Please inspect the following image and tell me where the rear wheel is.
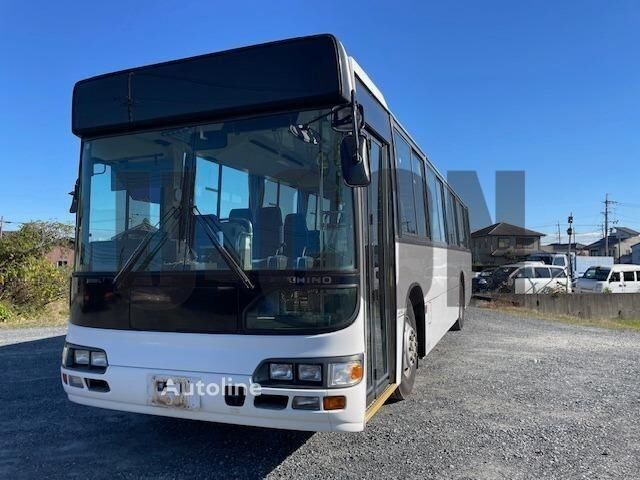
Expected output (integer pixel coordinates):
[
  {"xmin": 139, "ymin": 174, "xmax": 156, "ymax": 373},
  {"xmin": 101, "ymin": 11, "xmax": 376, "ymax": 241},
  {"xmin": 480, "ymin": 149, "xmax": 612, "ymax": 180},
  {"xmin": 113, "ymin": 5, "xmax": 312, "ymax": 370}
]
[
  {"xmin": 450, "ymin": 280, "xmax": 465, "ymax": 331},
  {"xmin": 392, "ymin": 305, "xmax": 418, "ymax": 400}
]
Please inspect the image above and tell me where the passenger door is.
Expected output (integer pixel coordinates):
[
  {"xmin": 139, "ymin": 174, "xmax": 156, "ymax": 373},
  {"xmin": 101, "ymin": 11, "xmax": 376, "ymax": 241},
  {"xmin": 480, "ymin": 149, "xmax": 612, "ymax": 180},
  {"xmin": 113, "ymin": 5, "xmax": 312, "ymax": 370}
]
[
  {"xmin": 622, "ymin": 271, "xmax": 635, "ymax": 293},
  {"xmin": 364, "ymin": 135, "xmax": 394, "ymax": 404},
  {"xmin": 514, "ymin": 267, "xmax": 535, "ymax": 293},
  {"xmin": 609, "ymin": 271, "xmax": 623, "ymax": 292},
  {"xmin": 533, "ymin": 267, "xmax": 551, "ymax": 293}
]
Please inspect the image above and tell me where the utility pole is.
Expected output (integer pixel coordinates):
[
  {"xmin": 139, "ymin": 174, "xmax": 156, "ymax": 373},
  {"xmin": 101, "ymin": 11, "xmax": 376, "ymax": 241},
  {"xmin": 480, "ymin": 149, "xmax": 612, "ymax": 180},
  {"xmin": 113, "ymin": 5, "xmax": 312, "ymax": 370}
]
[
  {"xmin": 567, "ymin": 214, "xmax": 574, "ymax": 286},
  {"xmin": 604, "ymin": 194, "xmax": 609, "ymax": 256},
  {"xmin": 557, "ymin": 222, "xmax": 561, "ymax": 244},
  {"xmin": 603, "ymin": 194, "xmax": 617, "ymax": 257},
  {"xmin": 0, "ymin": 215, "xmax": 3, "ymax": 240}
]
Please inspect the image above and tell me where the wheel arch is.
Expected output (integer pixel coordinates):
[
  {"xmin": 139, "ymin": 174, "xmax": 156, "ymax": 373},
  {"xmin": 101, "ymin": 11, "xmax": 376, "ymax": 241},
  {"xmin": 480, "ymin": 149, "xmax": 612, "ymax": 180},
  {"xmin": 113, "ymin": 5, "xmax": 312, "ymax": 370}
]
[{"xmin": 405, "ymin": 282, "xmax": 426, "ymax": 359}]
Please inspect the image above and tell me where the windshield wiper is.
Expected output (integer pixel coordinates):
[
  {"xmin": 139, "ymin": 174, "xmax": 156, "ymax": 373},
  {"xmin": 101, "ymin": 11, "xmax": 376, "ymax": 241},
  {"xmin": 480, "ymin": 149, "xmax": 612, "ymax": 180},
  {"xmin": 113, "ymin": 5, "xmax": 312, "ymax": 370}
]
[
  {"xmin": 193, "ymin": 205, "xmax": 255, "ymax": 289},
  {"xmin": 113, "ymin": 206, "xmax": 181, "ymax": 289}
]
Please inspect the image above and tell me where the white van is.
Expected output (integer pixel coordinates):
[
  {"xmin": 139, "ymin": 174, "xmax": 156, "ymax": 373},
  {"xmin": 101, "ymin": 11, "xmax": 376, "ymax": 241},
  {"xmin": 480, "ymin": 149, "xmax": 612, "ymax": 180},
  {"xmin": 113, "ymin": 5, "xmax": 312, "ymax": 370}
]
[
  {"xmin": 491, "ymin": 262, "xmax": 571, "ymax": 294},
  {"xmin": 575, "ymin": 264, "xmax": 640, "ymax": 293}
]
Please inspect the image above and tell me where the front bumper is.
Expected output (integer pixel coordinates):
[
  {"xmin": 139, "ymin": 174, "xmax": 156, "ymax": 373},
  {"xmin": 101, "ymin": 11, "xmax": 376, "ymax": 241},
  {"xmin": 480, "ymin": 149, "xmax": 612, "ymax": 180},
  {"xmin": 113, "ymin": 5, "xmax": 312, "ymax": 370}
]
[{"xmin": 61, "ymin": 365, "xmax": 365, "ymax": 432}]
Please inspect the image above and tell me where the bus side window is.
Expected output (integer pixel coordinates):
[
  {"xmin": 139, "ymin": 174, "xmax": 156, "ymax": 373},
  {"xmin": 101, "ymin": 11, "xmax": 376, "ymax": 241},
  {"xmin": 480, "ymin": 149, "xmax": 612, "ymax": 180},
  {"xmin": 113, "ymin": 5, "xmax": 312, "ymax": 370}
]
[
  {"xmin": 426, "ymin": 167, "xmax": 446, "ymax": 243},
  {"xmin": 623, "ymin": 271, "xmax": 634, "ymax": 282},
  {"xmin": 445, "ymin": 190, "xmax": 459, "ymax": 245},
  {"xmin": 393, "ymin": 131, "xmax": 418, "ymax": 236},
  {"xmin": 409, "ymin": 151, "xmax": 427, "ymax": 237}
]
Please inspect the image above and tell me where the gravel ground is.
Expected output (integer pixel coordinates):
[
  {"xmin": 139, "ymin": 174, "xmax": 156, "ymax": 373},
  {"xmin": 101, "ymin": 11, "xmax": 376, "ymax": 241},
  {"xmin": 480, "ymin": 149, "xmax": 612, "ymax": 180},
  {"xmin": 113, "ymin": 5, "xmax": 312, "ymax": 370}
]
[{"xmin": 1, "ymin": 308, "xmax": 639, "ymax": 479}]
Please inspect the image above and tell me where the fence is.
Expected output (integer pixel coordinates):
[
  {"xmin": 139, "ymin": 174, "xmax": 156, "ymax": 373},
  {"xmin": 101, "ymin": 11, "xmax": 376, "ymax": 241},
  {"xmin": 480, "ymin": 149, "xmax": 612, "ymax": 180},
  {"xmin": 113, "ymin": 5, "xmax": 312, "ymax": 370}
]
[{"xmin": 480, "ymin": 293, "xmax": 640, "ymax": 319}]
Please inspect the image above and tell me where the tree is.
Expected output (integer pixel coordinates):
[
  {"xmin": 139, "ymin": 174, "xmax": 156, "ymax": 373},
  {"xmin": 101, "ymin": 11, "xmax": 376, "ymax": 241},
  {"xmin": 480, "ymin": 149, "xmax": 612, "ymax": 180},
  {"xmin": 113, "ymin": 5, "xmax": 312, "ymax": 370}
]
[{"xmin": 0, "ymin": 221, "xmax": 73, "ymax": 313}]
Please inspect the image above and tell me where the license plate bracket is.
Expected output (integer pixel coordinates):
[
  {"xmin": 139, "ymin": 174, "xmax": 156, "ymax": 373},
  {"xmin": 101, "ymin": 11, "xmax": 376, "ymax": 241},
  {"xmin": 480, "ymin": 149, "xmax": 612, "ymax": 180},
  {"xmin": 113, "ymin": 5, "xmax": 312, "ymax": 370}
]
[{"xmin": 150, "ymin": 375, "xmax": 200, "ymax": 410}]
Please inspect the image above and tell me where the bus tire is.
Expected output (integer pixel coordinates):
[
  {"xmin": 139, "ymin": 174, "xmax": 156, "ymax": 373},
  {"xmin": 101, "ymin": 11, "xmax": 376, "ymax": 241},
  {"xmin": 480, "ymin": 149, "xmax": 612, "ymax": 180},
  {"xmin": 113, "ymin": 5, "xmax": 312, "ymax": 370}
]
[
  {"xmin": 393, "ymin": 306, "xmax": 418, "ymax": 400},
  {"xmin": 450, "ymin": 280, "xmax": 465, "ymax": 331}
]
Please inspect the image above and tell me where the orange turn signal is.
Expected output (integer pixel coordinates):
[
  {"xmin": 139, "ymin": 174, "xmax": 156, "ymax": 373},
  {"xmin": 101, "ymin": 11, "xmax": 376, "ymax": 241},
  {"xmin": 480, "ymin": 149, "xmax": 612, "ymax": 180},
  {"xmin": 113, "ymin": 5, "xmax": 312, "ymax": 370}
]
[
  {"xmin": 323, "ymin": 395, "xmax": 346, "ymax": 410},
  {"xmin": 350, "ymin": 363, "xmax": 363, "ymax": 381}
]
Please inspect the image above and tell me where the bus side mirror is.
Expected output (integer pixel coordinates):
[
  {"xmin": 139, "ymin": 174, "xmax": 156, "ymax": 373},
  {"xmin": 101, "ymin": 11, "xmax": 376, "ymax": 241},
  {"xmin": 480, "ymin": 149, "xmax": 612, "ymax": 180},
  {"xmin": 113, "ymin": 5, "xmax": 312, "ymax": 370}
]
[
  {"xmin": 340, "ymin": 135, "xmax": 370, "ymax": 187},
  {"xmin": 69, "ymin": 179, "xmax": 79, "ymax": 214}
]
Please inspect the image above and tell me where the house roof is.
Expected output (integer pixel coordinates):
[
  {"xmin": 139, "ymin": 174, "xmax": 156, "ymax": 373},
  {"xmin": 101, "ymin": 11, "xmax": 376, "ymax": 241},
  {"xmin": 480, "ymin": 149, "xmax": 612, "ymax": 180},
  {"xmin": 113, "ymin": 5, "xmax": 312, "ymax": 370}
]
[
  {"xmin": 585, "ymin": 227, "xmax": 640, "ymax": 249},
  {"xmin": 545, "ymin": 242, "xmax": 587, "ymax": 249},
  {"xmin": 471, "ymin": 222, "xmax": 545, "ymax": 238},
  {"xmin": 615, "ymin": 226, "xmax": 640, "ymax": 236}
]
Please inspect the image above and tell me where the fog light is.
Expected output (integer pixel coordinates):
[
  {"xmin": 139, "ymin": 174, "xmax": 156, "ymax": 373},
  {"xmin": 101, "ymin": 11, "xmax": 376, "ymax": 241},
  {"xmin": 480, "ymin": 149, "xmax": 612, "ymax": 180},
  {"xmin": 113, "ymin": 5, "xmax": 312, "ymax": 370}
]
[
  {"xmin": 298, "ymin": 364, "xmax": 322, "ymax": 383},
  {"xmin": 90, "ymin": 351, "xmax": 108, "ymax": 367},
  {"xmin": 292, "ymin": 396, "xmax": 321, "ymax": 410},
  {"xmin": 61, "ymin": 373, "xmax": 68, "ymax": 385},
  {"xmin": 328, "ymin": 360, "xmax": 363, "ymax": 387},
  {"xmin": 269, "ymin": 363, "xmax": 293, "ymax": 381},
  {"xmin": 74, "ymin": 350, "xmax": 90, "ymax": 365},
  {"xmin": 68, "ymin": 375, "xmax": 84, "ymax": 388},
  {"xmin": 323, "ymin": 395, "xmax": 346, "ymax": 410}
]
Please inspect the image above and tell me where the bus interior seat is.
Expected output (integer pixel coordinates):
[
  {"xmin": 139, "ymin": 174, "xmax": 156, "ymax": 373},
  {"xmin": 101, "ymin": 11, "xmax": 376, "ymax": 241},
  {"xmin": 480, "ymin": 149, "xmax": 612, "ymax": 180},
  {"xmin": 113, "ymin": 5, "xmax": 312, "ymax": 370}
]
[
  {"xmin": 284, "ymin": 213, "xmax": 318, "ymax": 268},
  {"xmin": 254, "ymin": 207, "xmax": 283, "ymax": 260},
  {"xmin": 229, "ymin": 208, "xmax": 253, "ymax": 224}
]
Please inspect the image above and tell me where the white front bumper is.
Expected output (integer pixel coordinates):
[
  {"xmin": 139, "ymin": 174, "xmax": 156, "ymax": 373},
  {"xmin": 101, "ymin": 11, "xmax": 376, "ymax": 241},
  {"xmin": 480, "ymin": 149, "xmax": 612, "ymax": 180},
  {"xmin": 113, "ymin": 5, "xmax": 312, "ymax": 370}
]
[{"xmin": 61, "ymin": 364, "xmax": 365, "ymax": 432}]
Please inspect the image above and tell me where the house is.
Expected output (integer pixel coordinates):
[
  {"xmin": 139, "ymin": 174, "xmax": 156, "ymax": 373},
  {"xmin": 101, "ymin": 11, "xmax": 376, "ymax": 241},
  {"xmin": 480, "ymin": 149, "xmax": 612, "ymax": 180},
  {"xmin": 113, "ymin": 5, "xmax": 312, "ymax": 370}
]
[
  {"xmin": 542, "ymin": 242, "xmax": 589, "ymax": 256},
  {"xmin": 585, "ymin": 227, "xmax": 640, "ymax": 263},
  {"xmin": 45, "ymin": 240, "xmax": 75, "ymax": 268},
  {"xmin": 631, "ymin": 242, "xmax": 640, "ymax": 265},
  {"xmin": 471, "ymin": 222, "xmax": 545, "ymax": 267}
]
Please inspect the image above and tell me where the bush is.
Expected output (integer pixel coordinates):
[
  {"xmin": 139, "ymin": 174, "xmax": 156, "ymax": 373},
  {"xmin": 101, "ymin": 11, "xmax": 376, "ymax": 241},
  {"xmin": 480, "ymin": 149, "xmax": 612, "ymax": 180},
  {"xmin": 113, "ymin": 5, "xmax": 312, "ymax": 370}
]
[
  {"xmin": 0, "ymin": 221, "xmax": 73, "ymax": 313},
  {"xmin": 0, "ymin": 302, "xmax": 14, "ymax": 322}
]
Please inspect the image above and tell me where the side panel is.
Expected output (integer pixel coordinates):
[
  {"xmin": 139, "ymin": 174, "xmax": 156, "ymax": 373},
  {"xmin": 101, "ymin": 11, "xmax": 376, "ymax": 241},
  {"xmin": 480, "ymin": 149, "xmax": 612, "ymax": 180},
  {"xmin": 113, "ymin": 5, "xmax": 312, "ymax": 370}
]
[{"xmin": 394, "ymin": 243, "xmax": 471, "ymax": 384}]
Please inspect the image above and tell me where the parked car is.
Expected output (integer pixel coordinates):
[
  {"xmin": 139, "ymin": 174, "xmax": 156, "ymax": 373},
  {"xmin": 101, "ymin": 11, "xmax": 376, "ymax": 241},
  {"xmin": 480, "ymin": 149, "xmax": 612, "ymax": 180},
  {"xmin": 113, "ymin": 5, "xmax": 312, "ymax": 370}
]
[
  {"xmin": 489, "ymin": 262, "xmax": 571, "ymax": 294},
  {"xmin": 574, "ymin": 264, "xmax": 640, "ymax": 293},
  {"xmin": 527, "ymin": 252, "xmax": 568, "ymax": 269},
  {"xmin": 527, "ymin": 252, "xmax": 614, "ymax": 281},
  {"xmin": 472, "ymin": 268, "xmax": 497, "ymax": 293}
]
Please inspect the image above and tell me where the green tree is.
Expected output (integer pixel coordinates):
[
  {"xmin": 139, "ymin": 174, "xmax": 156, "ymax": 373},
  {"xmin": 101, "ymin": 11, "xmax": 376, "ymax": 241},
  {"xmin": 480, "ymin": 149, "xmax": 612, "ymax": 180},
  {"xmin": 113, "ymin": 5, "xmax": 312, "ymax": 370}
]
[{"xmin": 0, "ymin": 221, "xmax": 73, "ymax": 313}]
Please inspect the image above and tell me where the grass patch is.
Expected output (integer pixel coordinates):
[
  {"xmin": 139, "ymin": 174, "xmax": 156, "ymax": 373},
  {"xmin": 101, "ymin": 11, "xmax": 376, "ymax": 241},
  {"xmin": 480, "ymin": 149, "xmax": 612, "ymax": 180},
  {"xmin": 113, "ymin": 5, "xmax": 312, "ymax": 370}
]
[
  {"xmin": 475, "ymin": 301, "xmax": 640, "ymax": 331},
  {"xmin": 0, "ymin": 300, "xmax": 68, "ymax": 330}
]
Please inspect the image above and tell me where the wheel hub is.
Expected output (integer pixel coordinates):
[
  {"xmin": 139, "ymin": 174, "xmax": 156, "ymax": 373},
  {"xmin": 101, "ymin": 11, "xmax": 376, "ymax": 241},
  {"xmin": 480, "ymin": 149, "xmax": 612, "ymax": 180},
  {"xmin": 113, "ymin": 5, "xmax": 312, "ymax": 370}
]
[{"xmin": 403, "ymin": 320, "xmax": 417, "ymax": 375}]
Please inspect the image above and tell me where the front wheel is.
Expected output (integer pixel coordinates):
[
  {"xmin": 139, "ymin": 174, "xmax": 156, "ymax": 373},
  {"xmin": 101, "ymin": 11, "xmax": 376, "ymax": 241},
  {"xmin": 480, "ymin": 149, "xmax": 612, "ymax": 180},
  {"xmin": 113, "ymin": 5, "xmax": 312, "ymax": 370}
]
[{"xmin": 392, "ymin": 306, "xmax": 418, "ymax": 400}]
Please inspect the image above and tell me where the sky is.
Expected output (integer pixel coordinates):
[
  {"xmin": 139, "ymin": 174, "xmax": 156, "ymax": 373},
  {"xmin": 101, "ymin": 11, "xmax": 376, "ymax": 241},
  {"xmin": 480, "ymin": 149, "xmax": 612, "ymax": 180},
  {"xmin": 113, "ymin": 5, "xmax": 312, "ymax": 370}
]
[{"xmin": 1, "ymin": 0, "xmax": 638, "ymax": 245}]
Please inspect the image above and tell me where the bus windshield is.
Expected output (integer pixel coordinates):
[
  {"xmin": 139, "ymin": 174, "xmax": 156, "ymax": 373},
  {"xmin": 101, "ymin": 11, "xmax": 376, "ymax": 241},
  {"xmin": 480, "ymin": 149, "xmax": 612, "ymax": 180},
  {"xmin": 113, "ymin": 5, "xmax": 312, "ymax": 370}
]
[{"xmin": 76, "ymin": 109, "xmax": 355, "ymax": 275}]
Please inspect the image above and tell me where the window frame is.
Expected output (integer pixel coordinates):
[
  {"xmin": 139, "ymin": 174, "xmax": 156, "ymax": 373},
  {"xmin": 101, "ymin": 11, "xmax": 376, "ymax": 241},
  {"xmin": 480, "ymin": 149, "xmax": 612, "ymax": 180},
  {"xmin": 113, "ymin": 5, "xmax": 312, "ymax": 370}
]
[
  {"xmin": 390, "ymin": 123, "xmax": 470, "ymax": 250},
  {"xmin": 392, "ymin": 128, "xmax": 429, "ymax": 239},
  {"xmin": 623, "ymin": 271, "xmax": 635, "ymax": 282},
  {"xmin": 410, "ymin": 150, "xmax": 429, "ymax": 238},
  {"xmin": 425, "ymin": 165, "xmax": 448, "ymax": 246}
]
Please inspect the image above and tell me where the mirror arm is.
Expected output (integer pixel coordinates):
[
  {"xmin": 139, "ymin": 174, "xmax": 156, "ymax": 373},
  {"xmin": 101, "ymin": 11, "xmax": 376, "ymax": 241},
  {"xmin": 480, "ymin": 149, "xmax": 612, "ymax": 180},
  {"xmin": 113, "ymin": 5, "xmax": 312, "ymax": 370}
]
[{"xmin": 350, "ymin": 90, "xmax": 363, "ymax": 164}]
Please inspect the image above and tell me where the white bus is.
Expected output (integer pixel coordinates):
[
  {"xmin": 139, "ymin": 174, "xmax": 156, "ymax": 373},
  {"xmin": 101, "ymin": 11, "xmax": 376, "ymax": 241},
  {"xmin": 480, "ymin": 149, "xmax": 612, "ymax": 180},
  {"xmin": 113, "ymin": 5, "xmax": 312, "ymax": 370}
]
[{"xmin": 62, "ymin": 35, "xmax": 471, "ymax": 432}]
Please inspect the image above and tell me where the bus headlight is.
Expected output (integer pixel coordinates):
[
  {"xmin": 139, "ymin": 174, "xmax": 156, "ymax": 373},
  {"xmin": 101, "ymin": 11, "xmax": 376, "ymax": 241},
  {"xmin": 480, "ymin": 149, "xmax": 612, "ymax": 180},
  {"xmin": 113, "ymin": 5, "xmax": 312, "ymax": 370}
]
[
  {"xmin": 269, "ymin": 363, "xmax": 293, "ymax": 381},
  {"xmin": 297, "ymin": 364, "xmax": 322, "ymax": 383},
  {"xmin": 328, "ymin": 360, "xmax": 363, "ymax": 387},
  {"xmin": 62, "ymin": 343, "xmax": 108, "ymax": 372},
  {"xmin": 90, "ymin": 351, "xmax": 108, "ymax": 367},
  {"xmin": 73, "ymin": 349, "xmax": 90, "ymax": 366},
  {"xmin": 254, "ymin": 355, "xmax": 362, "ymax": 388}
]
